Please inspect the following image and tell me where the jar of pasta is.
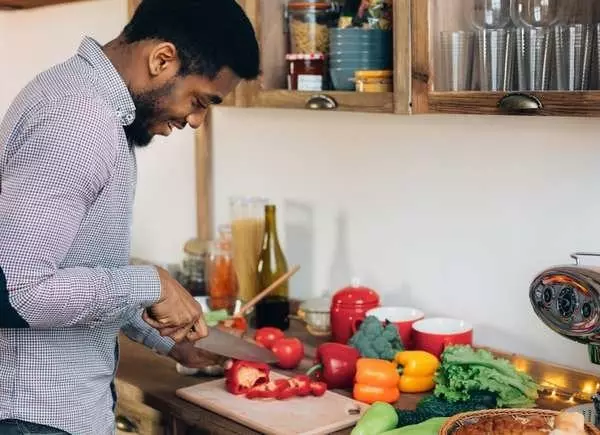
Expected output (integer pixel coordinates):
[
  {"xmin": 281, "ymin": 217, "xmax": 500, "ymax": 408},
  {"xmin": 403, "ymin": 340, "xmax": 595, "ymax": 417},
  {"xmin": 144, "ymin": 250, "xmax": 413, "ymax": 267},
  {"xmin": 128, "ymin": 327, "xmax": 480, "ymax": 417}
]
[{"xmin": 287, "ymin": 1, "xmax": 334, "ymax": 54}]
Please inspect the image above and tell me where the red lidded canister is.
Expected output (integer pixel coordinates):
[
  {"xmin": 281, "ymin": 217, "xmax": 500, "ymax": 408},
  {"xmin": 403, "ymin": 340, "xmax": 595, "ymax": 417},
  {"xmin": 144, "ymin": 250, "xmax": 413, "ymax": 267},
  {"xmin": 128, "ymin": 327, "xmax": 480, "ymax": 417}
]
[{"xmin": 330, "ymin": 279, "xmax": 380, "ymax": 344}]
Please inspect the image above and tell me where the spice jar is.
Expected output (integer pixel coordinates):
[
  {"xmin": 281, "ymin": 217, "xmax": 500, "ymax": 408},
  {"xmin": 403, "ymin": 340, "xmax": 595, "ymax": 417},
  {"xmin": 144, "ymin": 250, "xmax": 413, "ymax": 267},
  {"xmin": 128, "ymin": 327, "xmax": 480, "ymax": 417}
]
[
  {"xmin": 182, "ymin": 238, "xmax": 209, "ymax": 297},
  {"xmin": 286, "ymin": 53, "xmax": 326, "ymax": 91},
  {"xmin": 330, "ymin": 279, "xmax": 380, "ymax": 344},
  {"xmin": 205, "ymin": 224, "xmax": 238, "ymax": 312},
  {"xmin": 355, "ymin": 70, "xmax": 393, "ymax": 92},
  {"xmin": 287, "ymin": 1, "xmax": 334, "ymax": 54}
]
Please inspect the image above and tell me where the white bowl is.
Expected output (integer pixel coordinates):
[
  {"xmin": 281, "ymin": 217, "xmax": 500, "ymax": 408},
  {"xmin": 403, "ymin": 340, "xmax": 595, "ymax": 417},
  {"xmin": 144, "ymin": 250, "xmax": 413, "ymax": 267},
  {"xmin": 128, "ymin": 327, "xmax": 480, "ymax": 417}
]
[
  {"xmin": 366, "ymin": 306, "xmax": 424, "ymax": 322},
  {"xmin": 412, "ymin": 317, "xmax": 473, "ymax": 335}
]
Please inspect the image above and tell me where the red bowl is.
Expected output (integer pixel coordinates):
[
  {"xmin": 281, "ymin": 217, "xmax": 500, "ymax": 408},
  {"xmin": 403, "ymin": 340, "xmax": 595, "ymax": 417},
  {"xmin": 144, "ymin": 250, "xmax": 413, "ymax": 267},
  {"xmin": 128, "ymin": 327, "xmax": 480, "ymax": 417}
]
[{"xmin": 412, "ymin": 317, "xmax": 473, "ymax": 358}]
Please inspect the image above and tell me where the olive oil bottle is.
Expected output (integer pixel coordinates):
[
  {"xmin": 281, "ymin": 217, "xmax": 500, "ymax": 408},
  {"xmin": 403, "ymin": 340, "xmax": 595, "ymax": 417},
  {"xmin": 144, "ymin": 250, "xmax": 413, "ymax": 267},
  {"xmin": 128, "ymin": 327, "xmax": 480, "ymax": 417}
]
[{"xmin": 255, "ymin": 204, "xmax": 290, "ymax": 330}]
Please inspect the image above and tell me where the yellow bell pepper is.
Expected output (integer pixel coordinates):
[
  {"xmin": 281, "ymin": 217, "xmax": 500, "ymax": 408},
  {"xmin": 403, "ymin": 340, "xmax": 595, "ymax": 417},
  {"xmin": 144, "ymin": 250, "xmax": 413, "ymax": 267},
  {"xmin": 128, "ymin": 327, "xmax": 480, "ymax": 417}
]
[{"xmin": 394, "ymin": 350, "xmax": 440, "ymax": 393}]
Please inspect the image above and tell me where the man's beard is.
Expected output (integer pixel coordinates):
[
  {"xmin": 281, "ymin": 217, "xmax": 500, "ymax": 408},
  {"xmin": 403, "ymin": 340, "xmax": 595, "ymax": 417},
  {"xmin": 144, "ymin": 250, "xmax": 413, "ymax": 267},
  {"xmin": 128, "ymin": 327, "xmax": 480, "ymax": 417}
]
[{"xmin": 125, "ymin": 81, "xmax": 175, "ymax": 148}]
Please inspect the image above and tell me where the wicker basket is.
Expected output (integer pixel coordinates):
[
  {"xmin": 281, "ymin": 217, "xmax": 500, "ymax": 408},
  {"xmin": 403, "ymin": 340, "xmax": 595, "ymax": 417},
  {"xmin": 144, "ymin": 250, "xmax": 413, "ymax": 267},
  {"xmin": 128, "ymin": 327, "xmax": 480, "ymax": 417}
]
[{"xmin": 439, "ymin": 408, "xmax": 600, "ymax": 434}]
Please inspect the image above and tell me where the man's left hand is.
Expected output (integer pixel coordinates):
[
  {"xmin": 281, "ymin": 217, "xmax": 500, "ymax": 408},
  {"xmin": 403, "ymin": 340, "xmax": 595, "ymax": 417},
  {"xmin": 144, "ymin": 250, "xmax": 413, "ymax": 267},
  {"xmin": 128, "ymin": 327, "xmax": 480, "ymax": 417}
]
[{"xmin": 168, "ymin": 340, "xmax": 227, "ymax": 369}]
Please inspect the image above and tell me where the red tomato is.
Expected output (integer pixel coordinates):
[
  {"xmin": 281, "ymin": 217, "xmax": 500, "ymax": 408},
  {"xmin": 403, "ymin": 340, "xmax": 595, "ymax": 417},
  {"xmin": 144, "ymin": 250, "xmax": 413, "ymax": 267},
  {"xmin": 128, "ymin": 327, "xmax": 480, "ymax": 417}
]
[
  {"xmin": 254, "ymin": 327, "xmax": 285, "ymax": 350},
  {"xmin": 271, "ymin": 337, "xmax": 304, "ymax": 369}
]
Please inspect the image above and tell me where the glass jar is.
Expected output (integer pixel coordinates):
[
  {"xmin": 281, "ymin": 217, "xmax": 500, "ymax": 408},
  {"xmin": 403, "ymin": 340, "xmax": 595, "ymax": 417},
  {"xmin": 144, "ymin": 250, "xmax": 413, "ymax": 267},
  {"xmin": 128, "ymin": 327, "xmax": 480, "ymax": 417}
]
[
  {"xmin": 355, "ymin": 69, "xmax": 393, "ymax": 92},
  {"xmin": 287, "ymin": 1, "xmax": 333, "ymax": 54},
  {"xmin": 205, "ymin": 224, "xmax": 238, "ymax": 312},
  {"xmin": 230, "ymin": 196, "xmax": 269, "ymax": 303},
  {"xmin": 286, "ymin": 53, "xmax": 326, "ymax": 91},
  {"xmin": 182, "ymin": 238, "xmax": 209, "ymax": 297}
]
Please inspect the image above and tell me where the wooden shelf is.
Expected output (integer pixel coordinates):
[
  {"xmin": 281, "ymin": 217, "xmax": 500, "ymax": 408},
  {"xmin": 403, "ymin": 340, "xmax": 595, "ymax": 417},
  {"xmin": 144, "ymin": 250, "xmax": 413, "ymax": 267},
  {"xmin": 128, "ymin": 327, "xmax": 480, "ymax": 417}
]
[
  {"xmin": 427, "ymin": 91, "xmax": 600, "ymax": 117},
  {"xmin": 243, "ymin": 90, "xmax": 396, "ymax": 114},
  {"xmin": 0, "ymin": 0, "xmax": 86, "ymax": 8},
  {"xmin": 232, "ymin": 0, "xmax": 410, "ymax": 115}
]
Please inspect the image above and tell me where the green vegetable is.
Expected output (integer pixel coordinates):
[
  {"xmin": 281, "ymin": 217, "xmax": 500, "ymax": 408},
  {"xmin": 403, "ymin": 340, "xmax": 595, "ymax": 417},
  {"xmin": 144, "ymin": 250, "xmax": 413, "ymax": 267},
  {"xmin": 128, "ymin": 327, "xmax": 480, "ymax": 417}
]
[
  {"xmin": 348, "ymin": 316, "xmax": 404, "ymax": 360},
  {"xmin": 379, "ymin": 417, "xmax": 448, "ymax": 435},
  {"xmin": 395, "ymin": 391, "xmax": 497, "ymax": 427},
  {"xmin": 351, "ymin": 402, "xmax": 398, "ymax": 435},
  {"xmin": 203, "ymin": 309, "xmax": 230, "ymax": 326},
  {"xmin": 433, "ymin": 345, "xmax": 539, "ymax": 408}
]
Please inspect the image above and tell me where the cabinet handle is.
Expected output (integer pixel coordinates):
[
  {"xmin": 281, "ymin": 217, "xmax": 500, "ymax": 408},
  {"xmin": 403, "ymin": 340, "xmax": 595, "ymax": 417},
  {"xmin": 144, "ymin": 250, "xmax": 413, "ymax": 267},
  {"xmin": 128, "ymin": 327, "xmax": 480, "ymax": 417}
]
[
  {"xmin": 116, "ymin": 415, "xmax": 138, "ymax": 433},
  {"xmin": 305, "ymin": 94, "xmax": 337, "ymax": 110},
  {"xmin": 497, "ymin": 93, "xmax": 542, "ymax": 113}
]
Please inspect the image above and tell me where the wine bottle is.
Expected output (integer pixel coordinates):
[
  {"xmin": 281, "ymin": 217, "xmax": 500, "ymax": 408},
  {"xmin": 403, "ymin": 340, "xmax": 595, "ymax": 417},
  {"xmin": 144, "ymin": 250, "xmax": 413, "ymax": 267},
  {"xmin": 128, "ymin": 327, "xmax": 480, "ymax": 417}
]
[{"xmin": 255, "ymin": 204, "xmax": 290, "ymax": 330}]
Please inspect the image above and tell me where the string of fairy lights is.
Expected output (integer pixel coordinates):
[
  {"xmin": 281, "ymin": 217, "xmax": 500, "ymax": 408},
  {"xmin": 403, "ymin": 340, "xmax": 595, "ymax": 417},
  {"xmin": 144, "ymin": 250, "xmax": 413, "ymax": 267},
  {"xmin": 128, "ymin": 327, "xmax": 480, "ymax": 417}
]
[{"xmin": 538, "ymin": 380, "xmax": 600, "ymax": 405}]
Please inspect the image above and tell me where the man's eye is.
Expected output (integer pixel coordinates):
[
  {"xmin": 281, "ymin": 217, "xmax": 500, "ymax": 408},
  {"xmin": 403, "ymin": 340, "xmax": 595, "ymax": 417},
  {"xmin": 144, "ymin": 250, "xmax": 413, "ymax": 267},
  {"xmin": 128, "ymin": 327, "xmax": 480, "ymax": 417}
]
[{"xmin": 194, "ymin": 99, "xmax": 207, "ymax": 109}]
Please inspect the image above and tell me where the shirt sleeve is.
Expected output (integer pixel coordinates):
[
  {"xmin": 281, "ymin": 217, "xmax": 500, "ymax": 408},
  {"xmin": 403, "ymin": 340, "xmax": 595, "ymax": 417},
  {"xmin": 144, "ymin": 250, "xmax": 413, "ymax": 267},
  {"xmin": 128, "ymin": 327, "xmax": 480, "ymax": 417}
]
[
  {"xmin": 120, "ymin": 307, "xmax": 176, "ymax": 356},
  {"xmin": 0, "ymin": 95, "xmax": 161, "ymax": 328}
]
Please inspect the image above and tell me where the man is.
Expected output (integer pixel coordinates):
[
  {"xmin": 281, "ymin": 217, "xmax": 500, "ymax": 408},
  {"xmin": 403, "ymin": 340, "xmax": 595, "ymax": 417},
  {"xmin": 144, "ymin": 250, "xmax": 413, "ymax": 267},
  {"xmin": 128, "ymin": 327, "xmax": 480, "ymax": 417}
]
[{"xmin": 0, "ymin": 0, "xmax": 259, "ymax": 433}]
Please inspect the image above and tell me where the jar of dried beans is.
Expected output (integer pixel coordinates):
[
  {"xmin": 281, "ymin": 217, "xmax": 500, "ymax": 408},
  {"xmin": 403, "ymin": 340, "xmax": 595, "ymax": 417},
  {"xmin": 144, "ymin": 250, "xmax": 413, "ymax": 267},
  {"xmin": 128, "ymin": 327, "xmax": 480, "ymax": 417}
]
[
  {"xmin": 205, "ymin": 224, "xmax": 238, "ymax": 312},
  {"xmin": 287, "ymin": 1, "xmax": 335, "ymax": 54}
]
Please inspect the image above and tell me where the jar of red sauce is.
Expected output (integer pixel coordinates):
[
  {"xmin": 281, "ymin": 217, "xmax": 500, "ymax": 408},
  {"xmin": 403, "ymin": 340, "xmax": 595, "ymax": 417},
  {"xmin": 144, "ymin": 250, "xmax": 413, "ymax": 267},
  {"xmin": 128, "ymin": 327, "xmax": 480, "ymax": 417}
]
[
  {"xmin": 286, "ymin": 53, "xmax": 326, "ymax": 91},
  {"xmin": 330, "ymin": 280, "xmax": 380, "ymax": 344}
]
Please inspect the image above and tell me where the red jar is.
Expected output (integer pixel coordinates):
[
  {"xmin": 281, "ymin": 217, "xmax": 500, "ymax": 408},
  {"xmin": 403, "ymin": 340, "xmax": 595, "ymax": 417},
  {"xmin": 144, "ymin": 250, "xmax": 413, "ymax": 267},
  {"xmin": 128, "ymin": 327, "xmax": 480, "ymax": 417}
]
[{"xmin": 330, "ymin": 281, "xmax": 380, "ymax": 344}]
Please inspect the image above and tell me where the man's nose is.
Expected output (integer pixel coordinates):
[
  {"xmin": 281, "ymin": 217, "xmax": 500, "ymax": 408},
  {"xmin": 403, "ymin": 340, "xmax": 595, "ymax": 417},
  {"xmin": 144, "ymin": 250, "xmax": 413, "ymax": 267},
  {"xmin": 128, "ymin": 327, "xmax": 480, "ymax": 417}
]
[{"xmin": 186, "ymin": 111, "xmax": 208, "ymax": 129}]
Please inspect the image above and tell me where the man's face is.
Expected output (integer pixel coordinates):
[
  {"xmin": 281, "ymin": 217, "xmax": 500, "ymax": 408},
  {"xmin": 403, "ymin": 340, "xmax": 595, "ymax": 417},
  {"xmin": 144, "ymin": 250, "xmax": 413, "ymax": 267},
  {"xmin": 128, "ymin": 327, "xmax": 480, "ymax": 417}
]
[{"xmin": 125, "ymin": 42, "xmax": 240, "ymax": 147}]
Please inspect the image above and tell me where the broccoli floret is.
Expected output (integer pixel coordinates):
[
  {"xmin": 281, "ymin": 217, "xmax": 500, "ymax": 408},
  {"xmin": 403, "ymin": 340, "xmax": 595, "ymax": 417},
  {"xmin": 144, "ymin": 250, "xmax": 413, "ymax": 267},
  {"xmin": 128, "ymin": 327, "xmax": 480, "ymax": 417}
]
[{"xmin": 348, "ymin": 315, "xmax": 404, "ymax": 360}]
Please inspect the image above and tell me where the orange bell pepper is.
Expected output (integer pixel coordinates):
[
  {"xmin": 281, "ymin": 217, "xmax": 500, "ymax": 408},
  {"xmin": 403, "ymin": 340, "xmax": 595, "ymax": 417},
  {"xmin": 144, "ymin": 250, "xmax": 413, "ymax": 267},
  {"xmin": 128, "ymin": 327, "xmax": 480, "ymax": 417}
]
[{"xmin": 353, "ymin": 358, "xmax": 400, "ymax": 404}]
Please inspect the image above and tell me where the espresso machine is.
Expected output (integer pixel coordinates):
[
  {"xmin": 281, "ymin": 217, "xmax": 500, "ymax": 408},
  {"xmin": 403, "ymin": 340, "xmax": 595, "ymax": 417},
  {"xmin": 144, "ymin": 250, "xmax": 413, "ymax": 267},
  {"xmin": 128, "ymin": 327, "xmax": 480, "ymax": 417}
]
[{"xmin": 529, "ymin": 252, "xmax": 600, "ymax": 426}]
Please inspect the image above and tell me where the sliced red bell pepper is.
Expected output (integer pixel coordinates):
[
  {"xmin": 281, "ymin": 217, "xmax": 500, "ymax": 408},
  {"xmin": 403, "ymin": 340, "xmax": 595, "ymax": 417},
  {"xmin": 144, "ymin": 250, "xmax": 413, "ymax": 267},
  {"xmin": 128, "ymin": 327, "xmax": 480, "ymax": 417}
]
[
  {"xmin": 275, "ymin": 379, "xmax": 298, "ymax": 400},
  {"xmin": 225, "ymin": 360, "xmax": 270, "ymax": 395},
  {"xmin": 245, "ymin": 380, "xmax": 286, "ymax": 399},
  {"xmin": 310, "ymin": 381, "xmax": 327, "ymax": 397},
  {"xmin": 306, "ymin": 342, "xmax": 360, "ymax": 389},
  {"xmin": 288, "ymin": 375, "xmax": 312, "ymax": 396}
]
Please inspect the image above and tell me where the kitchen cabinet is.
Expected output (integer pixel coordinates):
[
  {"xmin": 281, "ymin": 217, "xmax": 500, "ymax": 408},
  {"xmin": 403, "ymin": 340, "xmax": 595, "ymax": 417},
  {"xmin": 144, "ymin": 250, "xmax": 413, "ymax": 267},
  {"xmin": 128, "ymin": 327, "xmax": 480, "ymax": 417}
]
[
  {"xmin": 232, "ymin": 0, "xmax": 411, "ymax": 114},
  {"xmin": 126, "ymin": 0, "xmax": 600, "ymax": 118},
  {"xmin": 413, "ymin": 0, "xmax": 600, "ymax": 116},
  {"xmin": 0, "ymin": 0, "xmax": 85, "ymax": 8}
]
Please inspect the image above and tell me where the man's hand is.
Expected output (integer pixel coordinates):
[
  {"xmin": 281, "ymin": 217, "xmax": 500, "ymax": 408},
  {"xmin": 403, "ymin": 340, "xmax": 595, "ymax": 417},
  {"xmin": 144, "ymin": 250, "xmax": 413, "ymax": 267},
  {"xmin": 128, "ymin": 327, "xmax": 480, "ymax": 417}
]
[
  {"xmin": 142, "ymin": 266, "xmax": 208, "ymax": 343},
  {"xmin": 169, "ymin": 340, "xmax": 227, "ymax": 370}
]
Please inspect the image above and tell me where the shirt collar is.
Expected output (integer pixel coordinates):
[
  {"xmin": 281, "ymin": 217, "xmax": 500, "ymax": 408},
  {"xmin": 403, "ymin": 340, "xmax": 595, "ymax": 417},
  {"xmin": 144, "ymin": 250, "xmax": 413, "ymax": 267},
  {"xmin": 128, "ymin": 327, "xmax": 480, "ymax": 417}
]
[{"xmin": 76, "ymin": 36, "xmax": 136, "ymax": 126}]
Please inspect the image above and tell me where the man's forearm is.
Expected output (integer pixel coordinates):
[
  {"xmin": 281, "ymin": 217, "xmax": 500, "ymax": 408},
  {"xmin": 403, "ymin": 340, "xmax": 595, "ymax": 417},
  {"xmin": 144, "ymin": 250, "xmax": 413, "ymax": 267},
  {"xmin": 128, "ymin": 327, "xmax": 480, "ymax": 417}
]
[{"xmin": 0, "ymin": 264, "xmax": 160, "ymax": 329}]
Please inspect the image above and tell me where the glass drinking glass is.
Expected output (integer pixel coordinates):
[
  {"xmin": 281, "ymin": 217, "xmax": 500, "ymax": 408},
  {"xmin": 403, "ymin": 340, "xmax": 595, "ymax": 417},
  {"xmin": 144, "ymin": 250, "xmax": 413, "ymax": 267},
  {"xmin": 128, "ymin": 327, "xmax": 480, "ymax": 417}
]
[
  {"xmin": 469, "ymin": 0, "xmax": 512, "ymax": 30},
  {"xmin": 510, "ymin": 0, "xmax": 559, "ymax": 27}
]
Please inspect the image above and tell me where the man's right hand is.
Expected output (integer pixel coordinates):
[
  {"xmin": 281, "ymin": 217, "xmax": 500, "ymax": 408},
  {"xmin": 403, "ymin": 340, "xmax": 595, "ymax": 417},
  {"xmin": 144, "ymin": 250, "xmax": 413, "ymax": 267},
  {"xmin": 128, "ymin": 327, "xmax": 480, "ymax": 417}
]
[{"xmin": 142, "ymin": 266, "xmax": 208, "ymax": 343}]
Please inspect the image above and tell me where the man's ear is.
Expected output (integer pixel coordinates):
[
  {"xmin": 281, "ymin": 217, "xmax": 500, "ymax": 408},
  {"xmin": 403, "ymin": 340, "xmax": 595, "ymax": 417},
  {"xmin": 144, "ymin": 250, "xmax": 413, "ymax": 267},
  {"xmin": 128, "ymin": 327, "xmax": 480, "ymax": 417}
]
[{"xmin": 147, "ymin": 42, "xmax": 180, "ymax": 78}]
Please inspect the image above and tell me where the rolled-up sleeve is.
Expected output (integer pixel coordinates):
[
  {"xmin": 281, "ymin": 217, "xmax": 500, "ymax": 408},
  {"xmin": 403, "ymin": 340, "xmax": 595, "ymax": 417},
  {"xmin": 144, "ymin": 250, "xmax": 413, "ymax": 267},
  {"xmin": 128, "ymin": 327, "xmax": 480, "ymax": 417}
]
[{"xmin": 0, "ymin": 96, "xmax": 161, "ymax": 328}]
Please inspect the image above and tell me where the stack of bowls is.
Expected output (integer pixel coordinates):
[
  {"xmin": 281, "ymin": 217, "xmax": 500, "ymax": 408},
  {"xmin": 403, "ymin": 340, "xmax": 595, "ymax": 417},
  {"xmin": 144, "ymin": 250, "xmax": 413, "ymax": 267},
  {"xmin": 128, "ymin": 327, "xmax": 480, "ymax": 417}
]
[{"xmin": 329, "ymin": 28, "xmax": 393, "ymax": 91}]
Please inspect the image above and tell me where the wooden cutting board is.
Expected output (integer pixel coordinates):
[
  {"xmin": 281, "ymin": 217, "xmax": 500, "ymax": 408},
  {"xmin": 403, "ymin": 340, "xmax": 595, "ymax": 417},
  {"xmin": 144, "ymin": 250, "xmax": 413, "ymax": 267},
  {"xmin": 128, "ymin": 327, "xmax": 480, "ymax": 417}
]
[{"xmin": 175, "ymin": 371, "xmax": 370, "ymax": 435}]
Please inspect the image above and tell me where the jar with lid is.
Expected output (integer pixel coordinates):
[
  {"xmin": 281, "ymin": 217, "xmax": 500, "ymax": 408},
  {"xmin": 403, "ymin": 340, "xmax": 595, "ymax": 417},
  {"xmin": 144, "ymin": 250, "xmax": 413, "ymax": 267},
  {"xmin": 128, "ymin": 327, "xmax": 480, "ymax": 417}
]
[
  {"xmin": 182, "ymin": 238, "xmax": 209, "ymax": 297},
  {"xmin": 286, "ymin": 53, "xmax": 326, "ymax": 91},
  {"xmin": 287, "ymin": 1, "xmax": 336, "ymax": 54},
  {"xmin": 205, "ymin": 224, "xmax": 238, "ymax": 312},
  {"xmin": 355, "ymin": 70, "xmax": 393, "ymax": 93},
  {"xmin": 330, "ymin": 279, "xmax": 381, "ymax": 344}
]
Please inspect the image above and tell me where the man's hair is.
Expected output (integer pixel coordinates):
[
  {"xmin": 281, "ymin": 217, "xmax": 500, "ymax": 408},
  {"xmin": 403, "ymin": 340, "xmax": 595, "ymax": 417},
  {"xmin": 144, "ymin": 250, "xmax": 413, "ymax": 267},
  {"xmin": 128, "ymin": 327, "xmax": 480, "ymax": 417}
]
[{"xmin": 122, "ymin": 0, "xmax": 260, "ymax": 80}]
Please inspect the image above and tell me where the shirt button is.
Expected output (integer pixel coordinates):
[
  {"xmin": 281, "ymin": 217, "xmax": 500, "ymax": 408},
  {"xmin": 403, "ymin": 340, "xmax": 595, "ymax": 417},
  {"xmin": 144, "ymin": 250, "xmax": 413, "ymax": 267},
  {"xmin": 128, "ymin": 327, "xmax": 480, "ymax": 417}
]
[{"xmin": 125, "ymin": 113, "xmax": 135, "ymax": 123}]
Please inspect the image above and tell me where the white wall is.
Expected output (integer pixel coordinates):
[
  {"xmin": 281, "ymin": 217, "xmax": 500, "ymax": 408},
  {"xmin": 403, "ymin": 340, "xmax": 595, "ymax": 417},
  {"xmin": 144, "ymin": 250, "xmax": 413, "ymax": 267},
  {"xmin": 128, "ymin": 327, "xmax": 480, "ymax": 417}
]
[
  {"xmin": 211, "ymin": 108, "xmax": 600, "ymax": 373},
  {"xmin": 3, "ymin": 0, "xmax": 600, "ymax": 373}
]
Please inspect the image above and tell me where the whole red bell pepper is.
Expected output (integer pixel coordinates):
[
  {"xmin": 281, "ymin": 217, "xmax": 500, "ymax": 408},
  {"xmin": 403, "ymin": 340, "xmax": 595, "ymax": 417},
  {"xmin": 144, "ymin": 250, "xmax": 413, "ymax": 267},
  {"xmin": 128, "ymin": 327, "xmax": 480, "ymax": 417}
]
[
  {"xmin": 306, "ymin": 342, "xmax": 360, "ymax": 389},
  {"xmin": 224, "ymin": 360, "xmax": 270, "ymax": 395}
]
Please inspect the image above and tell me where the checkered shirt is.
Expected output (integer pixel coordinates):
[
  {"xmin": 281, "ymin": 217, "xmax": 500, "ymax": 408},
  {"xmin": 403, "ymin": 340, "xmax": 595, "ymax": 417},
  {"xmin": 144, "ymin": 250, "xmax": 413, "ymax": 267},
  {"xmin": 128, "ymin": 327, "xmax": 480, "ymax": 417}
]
[{"xmin": 0, "ymin": 37, "xmax": 175, "ymax": 435}]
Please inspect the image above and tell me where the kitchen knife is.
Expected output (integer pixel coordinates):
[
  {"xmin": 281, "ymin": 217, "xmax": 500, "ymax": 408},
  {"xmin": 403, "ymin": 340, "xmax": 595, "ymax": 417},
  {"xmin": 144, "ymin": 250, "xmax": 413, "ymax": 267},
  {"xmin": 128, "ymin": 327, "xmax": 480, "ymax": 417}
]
[{"xmin": 193, "ymin": 326, "xmax": 279, "ymax": 363}]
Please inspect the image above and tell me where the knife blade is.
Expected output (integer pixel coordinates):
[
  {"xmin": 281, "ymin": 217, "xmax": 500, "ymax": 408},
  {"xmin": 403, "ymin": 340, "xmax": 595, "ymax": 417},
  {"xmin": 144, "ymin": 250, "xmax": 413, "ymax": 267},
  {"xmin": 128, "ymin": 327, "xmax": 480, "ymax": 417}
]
[{"xmin": 193, "ymin": 326, "xmax": 279, "ymax": 363}]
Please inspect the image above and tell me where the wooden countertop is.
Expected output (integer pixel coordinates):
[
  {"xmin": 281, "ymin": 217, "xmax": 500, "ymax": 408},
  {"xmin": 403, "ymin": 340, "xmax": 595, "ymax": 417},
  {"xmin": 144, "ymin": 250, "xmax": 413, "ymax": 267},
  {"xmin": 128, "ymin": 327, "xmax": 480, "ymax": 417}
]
[
  {"xmin": 116, "ymin": 318, "xmax": 423, "ymax": 434},
  {"xmin": 115, "ymin": 318, "xmax": 591, "ymax": 434}
]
